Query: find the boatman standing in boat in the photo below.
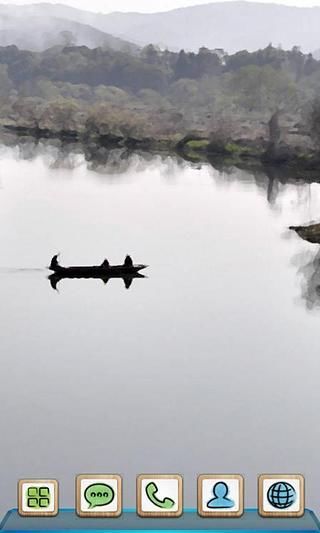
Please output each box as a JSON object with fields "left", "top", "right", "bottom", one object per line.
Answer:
{"left": 50, "top": 254, "right": 60, "bottom": 271}
{"left": 124, "top": 255, "right": 133, "bottom": 267}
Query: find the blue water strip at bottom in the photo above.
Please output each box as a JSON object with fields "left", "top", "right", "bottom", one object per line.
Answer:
{"left": 0, "top": 509, "right": 319, "bottom": 533}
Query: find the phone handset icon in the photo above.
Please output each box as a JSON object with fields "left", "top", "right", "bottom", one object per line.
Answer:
{"left": 145, "top": 482, "right": 175, "bottom": 509}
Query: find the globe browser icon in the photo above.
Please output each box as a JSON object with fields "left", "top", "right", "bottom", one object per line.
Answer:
{"left": 267, "top": 482, "right": 296, "bottom": 509}
{"left": 258, "top": 474, "right": 305, "bottom": 518}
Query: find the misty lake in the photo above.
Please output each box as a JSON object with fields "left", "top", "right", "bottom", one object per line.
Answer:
{"left": 0, "top": 138, "right": 320, "bottom": 515}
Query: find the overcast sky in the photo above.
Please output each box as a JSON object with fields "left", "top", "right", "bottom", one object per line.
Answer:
{"left": 3, "top": 0, "right": 320, "bottom": 12}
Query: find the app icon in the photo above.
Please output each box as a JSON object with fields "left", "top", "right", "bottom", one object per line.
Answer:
{"left": 137, "top": 474, "right": 183, "bottom": 517}
{"left": 145, "top": 482, "right": 175, "bottom": 509}
{"left": 198, "top": 475, "right": 244, "bottom": 517}
{"left": 26, "top": 486, "right": 51, "bottom": 508}
{"left": 258, "top": 474, "right": 305, "bottom": 517}
{"left": 76, "top": 475, "right": 122, "bottom": 517}
{"left": 18, "top": 479, "right": 58, "bottom": 517}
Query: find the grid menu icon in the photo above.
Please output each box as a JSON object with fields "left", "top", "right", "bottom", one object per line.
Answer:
{"left": 18, "top": 480, "right": 59, "bottom": 517}
{"left": 26, "top": 486, "right": 50, "bottom": 508}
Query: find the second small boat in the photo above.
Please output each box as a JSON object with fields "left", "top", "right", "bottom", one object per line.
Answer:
{"left": 289, "top": 223, "right": 320, "bottom": 244}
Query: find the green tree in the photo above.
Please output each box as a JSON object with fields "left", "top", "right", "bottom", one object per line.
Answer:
{"left": 228, "top": 65, "right": 296, "bottom": 112}
{"left": 0, "top": 64, "right": 13, "bottom": 98}
{"left": 141, "top": 44, "right": 161, "bottom": 65}
{"left": 38, "top": 98, "right": 83, "bottom": 132}
{"left": 308, "top": 98, "right": 320, "bottom": 148}
{"left": 174, "top": 50, "right": 191, "bottom": 79}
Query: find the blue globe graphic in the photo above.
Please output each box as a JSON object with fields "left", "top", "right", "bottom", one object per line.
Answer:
{"left": 267, "top": 482, "right": 296, "bottom": 509}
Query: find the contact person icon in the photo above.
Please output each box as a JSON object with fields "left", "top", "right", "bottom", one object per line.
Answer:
{"left": 207, "top": 482, "right": 235, "bottom": 509}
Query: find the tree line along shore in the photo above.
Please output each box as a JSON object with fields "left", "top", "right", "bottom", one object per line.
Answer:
{"left": 1, "top": 43, "right": 320, "bottom": 167}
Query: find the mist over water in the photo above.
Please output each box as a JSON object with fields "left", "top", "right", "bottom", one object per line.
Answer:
{"left": 0, "top": 140, "right": 320, "bottom": 516}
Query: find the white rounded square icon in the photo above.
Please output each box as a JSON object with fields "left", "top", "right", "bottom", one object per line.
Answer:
{"left": 18, "top": 480, "right": 59, "bottom": 517}
{"left": 76, "top": 475, "right": 122, "bottom": 517}
{"left": 198, "top": 475, "right": 244, "bottom": 517}
{"left": 258, "top": 475, "right": 305, "bottom": 517}
{"left": 137, "top": 474, "right": 183, "bottom": 517}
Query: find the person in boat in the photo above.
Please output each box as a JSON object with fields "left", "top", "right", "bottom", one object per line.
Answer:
{"left": 101, "top": 259, "right": 110, "bottom": 269}
{"left": 124, "top": 255, "right": 133, "bottom": 267}
{"left": 50, "top": 254, "right": 60, "bottom": 270}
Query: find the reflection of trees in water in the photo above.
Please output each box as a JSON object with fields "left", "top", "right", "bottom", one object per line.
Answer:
{"left": 0, "top": 134, "right": 84, "bottom": 169}
{"left": 0, "top": 134, "right": 188, "bottom": 177}
{"left": 206, "top": 157, "right": 320, "bottom": 211}
{"left": 260, "top": 166, "right": 320, "bottom": 213}
{"left": 292, "top": 247, "right": 320, "bottom": 310}
{"left": 84, "top": 146, "right": 133, "bottom": 175}
{"left": 2, "top": 133, "right": 320, "bottom": 200}
{"left": 82, "top": 144, "right": 188, "bottom": 180}
{"left": 3, "top": 132, "right": 320, "bottom": 211}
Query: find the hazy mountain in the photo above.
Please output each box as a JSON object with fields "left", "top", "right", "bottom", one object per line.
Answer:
{"left": 99, "top": 2, "right": 320, "bottom": 53}
{"left": 3, "top": 2, "right": 320, "bottom": 54}
{"left": 0, "top": 6, "right": 137, "bottom": 52}
{"left": 11, "top": 1, "right": 320, "bottom": 54}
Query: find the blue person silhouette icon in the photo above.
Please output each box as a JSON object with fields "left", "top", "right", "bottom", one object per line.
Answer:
{"left": 207, "top": 482, "right": 235, "bottom": 509}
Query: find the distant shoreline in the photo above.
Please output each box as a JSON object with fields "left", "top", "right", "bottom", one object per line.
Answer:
{"left": 3, "top": 124, "right": 320, "bottom": 176}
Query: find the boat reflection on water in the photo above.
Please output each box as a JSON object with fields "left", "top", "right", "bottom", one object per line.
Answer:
{"left": 48, "top": 271, "right": 146, "bottom": 291}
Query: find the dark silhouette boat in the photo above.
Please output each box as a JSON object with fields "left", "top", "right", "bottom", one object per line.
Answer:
{"left": 290, "top": 223, "right": 320, "bottom": 244}
{"left": 48, "top": 254, "right": 148, "bottom": 290}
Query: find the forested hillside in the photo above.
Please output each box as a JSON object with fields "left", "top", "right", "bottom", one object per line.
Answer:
{"left": 1, "top": 43, "right": 320, "bottom": 162}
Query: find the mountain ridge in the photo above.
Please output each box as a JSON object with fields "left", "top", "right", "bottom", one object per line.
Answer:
{"left": 97, "top": 2, "right": 320, "bottom": 52}
{"left": 1, "top": 2, "right": 320, "bottom": 53}
{"left": 0, "top": 4, "right": 138, "bottom": 51}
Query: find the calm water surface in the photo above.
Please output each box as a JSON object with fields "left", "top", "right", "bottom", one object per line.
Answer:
{"left": 0, "top": 141, "right": 320, "bottom": 515}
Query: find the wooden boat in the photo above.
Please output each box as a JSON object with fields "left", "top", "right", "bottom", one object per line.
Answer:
{"left": 49, "top": 254, "right": 148, "bottom": 275}
{"left": 289, "top": 223, "right": 320, "bottom": 244}
{"left": 48, "top": 254, "right": 148, "bottom": 290}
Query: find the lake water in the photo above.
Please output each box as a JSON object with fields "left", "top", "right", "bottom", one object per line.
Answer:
{"left": 0, "top": 139, "right": 320, "bottom": 516}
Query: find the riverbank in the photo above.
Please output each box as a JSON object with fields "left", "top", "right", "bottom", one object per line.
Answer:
{"left": 2, "top": 124, "right": 320, "bottom": 175}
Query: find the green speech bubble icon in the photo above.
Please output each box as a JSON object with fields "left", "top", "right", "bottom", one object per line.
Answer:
{"left": 84, "top": 483, "right": 115, "bottom": 509}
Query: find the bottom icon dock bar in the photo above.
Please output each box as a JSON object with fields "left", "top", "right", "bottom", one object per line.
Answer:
{"left": 16, "top": 474, "right": 306, "bottom": 519}
{"left": 1, "top": 508, "right": 318, "bottom": 533}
